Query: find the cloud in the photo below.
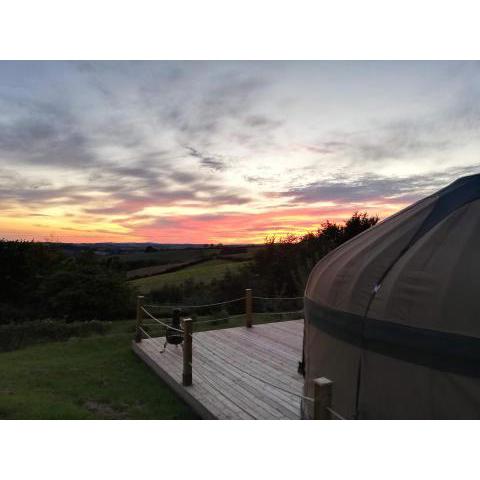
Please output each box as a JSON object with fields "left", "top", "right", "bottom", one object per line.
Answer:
{"left": 301, "top": 141, "right": 349, "bottom": 155}
{"left": 1, "top": 61, "right": 480, "bottom": 243}
{"left": 170, "top": 170, "right": 200, "bottom": 184}
{"left": 132, "top": 204, "right": 394, "bottom": 243}
{"left": 306, "top": 86, "right": 480, "bottom": 167}
{"left": 243, "top": 114, "right": 282, "bottom": 130}
{"left": 304, "top": 122, "right": 453, "bottom": 166}
{"left": 282, "top": 165, "right": 480, "bottom": 206}
{"left": 352, "top": 121, "right": 452, "bottom": 162}
{"left": 0, "top": 168, "right": 92, "bottom": 205}
{"left": 0, "top": 98, "right": 95, "bottom": 168}
{"left": 185, "top": 146, "right": 227, "bottom": 171}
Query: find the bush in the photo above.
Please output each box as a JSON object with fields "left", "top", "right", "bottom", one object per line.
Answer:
{"left": 0, "top": 240, "right": 62, "bottom": 308}
{"left": 250, "top": 211, "right": 379, "bottom": 297}
{"left": 0, "top": 303, "right": 35, "bottom": 324}
{"left": 39, "top": 270, "right": 135, "bottom": 321}
{"left": 0, "top": 320, "right": 111, "bottom": 351}
{"left": 0, "top": 240, "right": 136, "bottom": 324}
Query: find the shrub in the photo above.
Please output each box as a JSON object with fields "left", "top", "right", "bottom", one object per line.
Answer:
{"left": 39, "top": 270, "right": 135, "bottom": 321}
{"left": 0, "top": 320, "right": 111, "bottom": 351}
{"left": 0, "top": 239, "right": 136, "bottom": 323}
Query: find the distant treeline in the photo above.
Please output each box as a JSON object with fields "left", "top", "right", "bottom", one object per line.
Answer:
{"left": 1, "top": 212, "right": 378, "bottom": 327}
{"left": 149, "top": 212, "right": 379, "bottom": 308}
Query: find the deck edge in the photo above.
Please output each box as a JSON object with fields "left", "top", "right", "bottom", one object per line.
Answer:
{"left": 132, "top": 341, "right": 217, "bottom": 420}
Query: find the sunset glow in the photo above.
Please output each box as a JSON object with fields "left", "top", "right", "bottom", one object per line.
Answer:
{"left": 1, "top": 61, "right": 479, "bottom": 243}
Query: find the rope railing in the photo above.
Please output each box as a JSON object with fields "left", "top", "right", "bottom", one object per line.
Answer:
{"left": 139, "top": 322, "right": 343, "bottom": 416}
{"left": 139, "top": 289, "right": 303, "bottom": 336}
{"left": 192, "top": 313, "right": 246, "bottom": 326}
{"left": 141, "top": 306, "right": 184, "bottom": 333}
{"left": 252, "top": 296, "right": 304, "bottom": 301}
{"left": 144, "top": 296, "right": 246, "bottom": 310}
{"left": 259, "top": 309, "right": 304, "bottom": 316}
{"left": 144, "top": 296, "right": 303, "bottom": 311}
{"left": 134, "top": 290, "right": 346, "bottom": 419}
{"left": 138, "top": 326, "right": 152, "bottom": 338}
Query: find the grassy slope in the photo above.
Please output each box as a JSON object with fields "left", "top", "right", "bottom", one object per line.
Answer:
{"left": 0, "top": 323, "right": 197, "bottom": 420}
{"left": 126, "top": 262, "right": 186, "bottom": 280}
{"left": 129, "top": 259, "right": 249, "bottom": 293}
{"left": 113, "top": 248, "right": 220, "bottom": 265}
{"left": 0, "top": 315, "right": 303, "bottom": 419}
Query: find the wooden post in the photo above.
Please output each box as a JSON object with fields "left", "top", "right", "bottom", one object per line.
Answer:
{"left": 135, "top": 295, "right": 145, "bottom": 343}
{"left": 313, "top": 377, "right": 333, "bottom": 419}
{"left": 182, "top": 318, "right": 193, "bottom": 386}
{"left": 245, "top": 288, "right": 252, "bottom": 328}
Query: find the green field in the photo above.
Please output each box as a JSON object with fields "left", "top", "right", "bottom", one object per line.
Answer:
{"left": 129, "top": 259, "right": 249, "bottom": 293}
{"left": 0, "top": 322, "right": 197, "bottom": 419}
{"left": 126, "top": 262, "right": 187, "bottom": 280}
{"left": 111, "top": 248, "right": 220, "bottom": 269}
{"left": 0, "top": 313, "right": 304, "bottom": 419}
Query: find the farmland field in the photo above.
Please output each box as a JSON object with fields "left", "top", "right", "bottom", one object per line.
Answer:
{"left": 110, "top": 247, "right": 221, "bottom": 271}
{"left": 129, "top": 258, "right": 250, "bottom": 293}
{"left": 126, "top": 262, "right": 188, "bottom": 280}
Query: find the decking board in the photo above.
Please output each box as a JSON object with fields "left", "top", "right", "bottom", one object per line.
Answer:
{"left": 132, "top": 319, "right": 304, "bottom": 419}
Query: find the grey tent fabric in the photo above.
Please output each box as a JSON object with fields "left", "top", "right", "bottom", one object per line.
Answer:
{"left": 303, "top": 174, "right": 480, "bottom": 419}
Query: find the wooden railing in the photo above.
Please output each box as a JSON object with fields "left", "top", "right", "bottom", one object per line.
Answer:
{"left": 134, "top": 290, "right": 345, "bottom": 419}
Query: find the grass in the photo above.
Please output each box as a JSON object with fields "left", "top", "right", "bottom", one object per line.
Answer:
{"left": 0, "top": 312, "right": 304, "bottom": 419}
{"left": 129, "top": 259, "right": 250, "bottom": 293}
{"left": 0, "top": 321, "right": 198, "bottom": 419}
{"left": 126, "top": 262, "right": 187, "bottom": 280}
{"left": 112, "top": 247, "right": 220, "bottom": 266}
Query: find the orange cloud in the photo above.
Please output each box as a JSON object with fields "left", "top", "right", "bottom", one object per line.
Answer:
{"left": 1, "top": 198, "right": 406, "bottom": 244}
{"left": 133, "top": 204, "right": 402, "bottom": 244}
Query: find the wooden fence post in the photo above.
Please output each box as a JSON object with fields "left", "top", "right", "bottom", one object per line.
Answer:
{"left": 182, "top": 318, "right": 193, "bottom": 386}
{"left": 135, "top": 295, "right": 145, "bottom": 343}
{"left": 313, "top": 377, "right": 333, "bottom": 419}
{"left": 245, "top": 288, "right": 252, "bottom": 328}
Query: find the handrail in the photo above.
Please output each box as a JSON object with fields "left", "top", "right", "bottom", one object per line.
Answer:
{"left": 144, "top": 295, "right": 304, "bottom": 310}
{"left": 193, "top": 313, "right": 245, "bottom": 325}
{"left": 135, "top": 290, "right": 318, "bottom": 417}
{"left": 260, "top": 309, "right": 304, "bottom": 316}
{"left": 252, "top": 296, "right": 304, "bottom": 301}
{"left": 144, "top": 296, "right": 246, "bottom": 310}
{"left": 141, "top": 306, "right": 184, "bottom": 333}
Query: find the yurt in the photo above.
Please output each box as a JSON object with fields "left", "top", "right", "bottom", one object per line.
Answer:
{"left": 303, "top": 174, "right": 480, "bottom": 419}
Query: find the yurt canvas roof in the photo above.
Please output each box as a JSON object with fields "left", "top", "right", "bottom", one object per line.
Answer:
{"left": 303, "top": 173, "right": 480, "bottom": 419}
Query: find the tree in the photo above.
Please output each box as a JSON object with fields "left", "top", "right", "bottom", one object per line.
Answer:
{"left": 1, "top": 240, "right": 135, "bottom": 323}
{"left": 250, "top": 212, "right": 379, "bottom": 297}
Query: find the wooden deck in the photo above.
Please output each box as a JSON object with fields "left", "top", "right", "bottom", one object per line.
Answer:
{"left": 132, "top": 320, "right": 304, "bottom": 419}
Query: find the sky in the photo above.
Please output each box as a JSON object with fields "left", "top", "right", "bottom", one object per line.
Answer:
{"left": 1, "top": 61, "right": 480, "bottom": 244}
